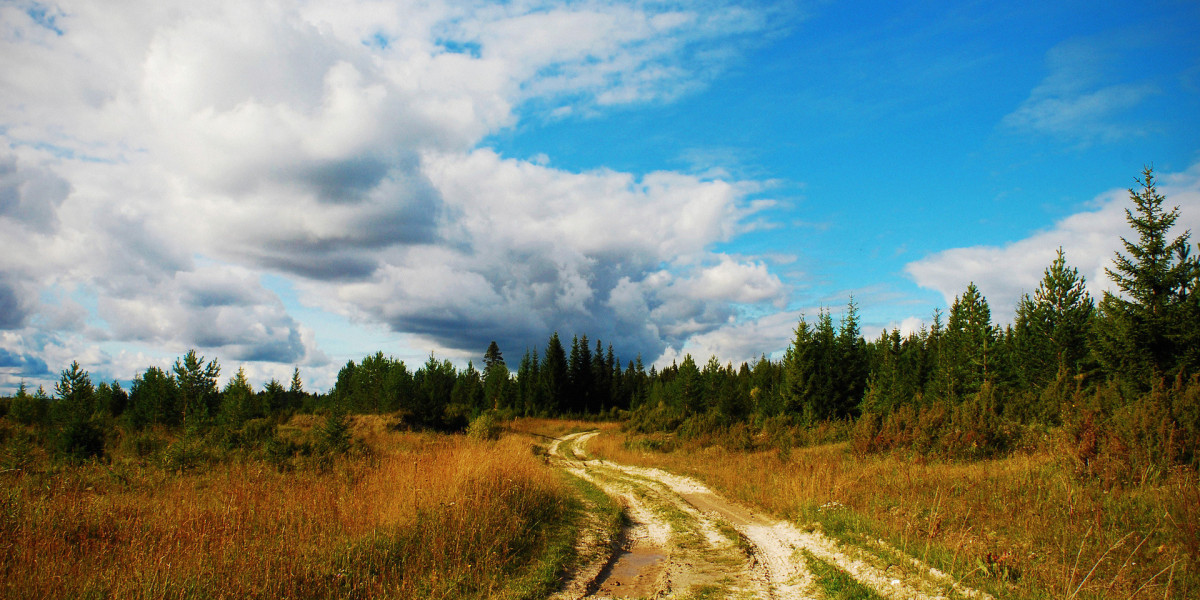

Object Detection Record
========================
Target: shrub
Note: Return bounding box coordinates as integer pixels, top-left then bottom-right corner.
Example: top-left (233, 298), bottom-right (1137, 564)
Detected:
top-left (58, 418), bottom-right (105, 462)
top-left (161, 437), bottom-right (210, 472)
top-left (1059, 374), bottom-right (1200, 486)
top-left (466, 411), bottom-right (502, 441)
top-left (318, 410), bottom-right (352, 454)
top-left (849, 411), bottom-right (880, 456)
top-left (242, 418), bottom-right (277, 444)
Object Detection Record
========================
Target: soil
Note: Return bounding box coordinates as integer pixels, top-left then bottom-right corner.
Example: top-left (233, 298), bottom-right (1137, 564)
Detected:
top-left (548, 431), bottom-right (993, 600)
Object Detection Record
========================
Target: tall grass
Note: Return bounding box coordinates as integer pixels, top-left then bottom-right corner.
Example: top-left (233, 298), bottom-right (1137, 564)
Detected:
top-left (587, 431), bottom-right (1198, 600)
top-left (0, 415), bottom-right (576, 599)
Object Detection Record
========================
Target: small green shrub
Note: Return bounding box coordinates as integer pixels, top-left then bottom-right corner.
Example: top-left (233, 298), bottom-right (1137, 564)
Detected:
top-left (318, 410), bottom-right (351, 454)
top-left (241, 418), bottom-right (277, 444)
top-left (467, 411), bottom-right (502, 441)
top-left (161, 438), bottom-right (209, 472)
top-left (58, 418), bottom-right (105, 462)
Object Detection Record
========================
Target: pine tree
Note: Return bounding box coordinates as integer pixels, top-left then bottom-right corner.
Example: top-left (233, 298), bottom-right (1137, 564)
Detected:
top-left (1014, 248), bottom-right (1094, 387)
top-left (1097, 167), bottom-right (1198, 379)
top-left (128, 366), bottom-right (178, 428)
top-left (482, 341), bottom-right (510, 410)
top-left (542, 333), bottom-right (568, 414)
top-left (834, 297), bottom-right (868, 418)
top-left (174, 350), bottom-right (220, 427)
top-left (941, 283), bottom-right (995, 401)
top-left (219, 366), bottom-right (257, 428)
top-left (54, 361), bottom-right (95, 422)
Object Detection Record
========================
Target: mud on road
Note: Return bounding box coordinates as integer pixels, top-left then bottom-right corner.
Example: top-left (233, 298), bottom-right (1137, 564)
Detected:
top-left (548, 431), bottom-right (991, 600)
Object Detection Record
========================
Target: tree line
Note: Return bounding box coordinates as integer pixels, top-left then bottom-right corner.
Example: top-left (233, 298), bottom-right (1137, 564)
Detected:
top-left (2, 168), bottom-right (1197, 476)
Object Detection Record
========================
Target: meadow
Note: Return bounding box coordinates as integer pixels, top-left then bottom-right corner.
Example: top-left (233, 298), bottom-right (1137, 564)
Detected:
top-left (0, 415), bottom-right (578, 600)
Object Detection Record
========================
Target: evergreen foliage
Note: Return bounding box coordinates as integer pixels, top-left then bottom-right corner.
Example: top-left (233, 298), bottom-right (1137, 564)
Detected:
top-left (1013, 248), bottom-right (1094, 388)
top-left (1095, 167), bottom-right (1199, 381)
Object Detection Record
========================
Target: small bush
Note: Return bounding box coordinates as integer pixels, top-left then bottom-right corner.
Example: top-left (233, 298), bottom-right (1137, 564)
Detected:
top-left (1060, 374), bottom-right (1200, 486)
top-left (161, 438), bottom-right (210, 472)
top-left (853, 384), bottom-right (1020, 461)
top-left (467, 411), bottom-right (502, 441)
top-left (242, 418), bottom-right (277, 444)
top-left (58, 418), bottom-right (105, 462)
top-left (849, 411), bottom-right (880, 456)
top-left (318, 410), bottom-right (351, 454)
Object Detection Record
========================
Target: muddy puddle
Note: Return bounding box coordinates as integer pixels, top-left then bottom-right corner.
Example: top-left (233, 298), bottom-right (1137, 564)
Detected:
top-left (595, 546), bottom-right (667, 597)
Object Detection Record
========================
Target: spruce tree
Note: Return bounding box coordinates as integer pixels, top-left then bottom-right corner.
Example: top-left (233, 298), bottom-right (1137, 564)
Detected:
top-left (173, 350), bottom-right (220, 427)
top-left (1097, 167), bottom-right (1198, 379)
top-left (941, 283), bottom-right (995, 401)
top-left (834, 298), bottom-right (868, 418)
top-left (482, 341), bottom-right (510, 410)
top-left (542, 333), bottom-right (568, 414)
top-left (781, 314), bottom-right (814, 417)
top-left (1014, 248), bottom-right (1094, 387)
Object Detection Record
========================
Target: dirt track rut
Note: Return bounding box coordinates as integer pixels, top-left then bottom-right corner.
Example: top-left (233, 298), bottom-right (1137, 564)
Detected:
top-left (549, 431), bottom-right (991, 600)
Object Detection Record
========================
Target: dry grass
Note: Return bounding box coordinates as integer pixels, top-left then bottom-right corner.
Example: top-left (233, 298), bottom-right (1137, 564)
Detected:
top-left (505, 417), bottom-right (615, 440)
top-left (0, 415), bottom-right (576, 599)
top-left (587, 431), bottom-right (1198, 600)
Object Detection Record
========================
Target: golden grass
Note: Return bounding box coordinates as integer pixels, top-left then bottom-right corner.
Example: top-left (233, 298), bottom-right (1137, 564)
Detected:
top-left (587, 431), bottom-right (1198, 600)
top-left (0, 416), bottom-right (575, 599)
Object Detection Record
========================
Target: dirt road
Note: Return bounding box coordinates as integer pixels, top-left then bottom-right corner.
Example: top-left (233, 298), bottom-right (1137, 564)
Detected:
top-left (549, 431), bottom-right (990, 600)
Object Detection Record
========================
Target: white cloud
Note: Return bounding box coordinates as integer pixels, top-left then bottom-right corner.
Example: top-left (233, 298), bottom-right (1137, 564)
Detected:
top-left (906, 163), bottom-right (1200, 324)
top-left (657, 309), bottom-right (802, 368)
top-left (0, 0), bottom-right (780, 391)
top-left (1002, 37), bottom-right (1158, 144)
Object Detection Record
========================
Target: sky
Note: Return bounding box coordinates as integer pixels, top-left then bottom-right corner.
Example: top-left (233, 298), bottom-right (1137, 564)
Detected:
top-left (1, 0), bottom-right (1198, 394)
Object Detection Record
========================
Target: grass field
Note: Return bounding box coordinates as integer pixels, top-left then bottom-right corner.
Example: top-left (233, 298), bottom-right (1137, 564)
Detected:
top-left (585, 428), bottom-right (1198, 600)
top-left (0, 415), bottom-right (579, 599)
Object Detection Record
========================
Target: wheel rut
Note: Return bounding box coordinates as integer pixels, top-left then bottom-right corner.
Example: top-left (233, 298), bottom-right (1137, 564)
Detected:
top-left (549, 431), bottom-right (993, 600)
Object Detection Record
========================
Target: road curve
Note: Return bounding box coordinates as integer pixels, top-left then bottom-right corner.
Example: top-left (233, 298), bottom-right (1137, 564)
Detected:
top-left (548, 431), bottom-right (992, 600)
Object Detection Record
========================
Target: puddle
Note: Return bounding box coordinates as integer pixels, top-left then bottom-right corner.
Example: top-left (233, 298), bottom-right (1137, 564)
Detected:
top-left (595, 547), bottom-right (667, 597)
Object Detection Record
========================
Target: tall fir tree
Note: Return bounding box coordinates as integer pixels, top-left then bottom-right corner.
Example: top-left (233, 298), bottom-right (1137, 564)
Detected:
top-left (542, 333), bottom-right (569, 414)
top-left (941, 283), bottom-right (995, 401)
top-left (173, 350), bottom-right (220, 428)
top-left (1096, 167), bottom-right (1199, 380)
top-left (1014, 248), bottom-right (1094, 387)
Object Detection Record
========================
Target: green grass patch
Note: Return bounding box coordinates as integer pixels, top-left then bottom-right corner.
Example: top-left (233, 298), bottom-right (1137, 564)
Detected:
top-left (801, 549), bottom-right (887, 600)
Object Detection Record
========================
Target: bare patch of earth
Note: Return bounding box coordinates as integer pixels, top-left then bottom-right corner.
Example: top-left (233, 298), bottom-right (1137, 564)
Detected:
top-left (549, 431), bottom-right (992, 600)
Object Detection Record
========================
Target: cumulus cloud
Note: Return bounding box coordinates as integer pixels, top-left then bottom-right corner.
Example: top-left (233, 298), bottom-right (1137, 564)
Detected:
top-left (329, 149), bottom-right (784, 359)
top-left (0, 0), bottom-right (782, 390)
top-left (906, 163), bottom-right (1200, 324)
top-left (658, 308), bottom-right (802, 368)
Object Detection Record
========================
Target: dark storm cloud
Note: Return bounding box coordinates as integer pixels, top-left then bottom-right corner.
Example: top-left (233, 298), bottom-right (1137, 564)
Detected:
top-left (303, 156), bottom-right (391, 203)
top-left (230, 328), bottom-right (307, 363)
top-left (0, 347), bottom-right (50, 376)
top-left (185, 305), bottom-right (309, 364)
top-left (253, 250), bottom-right (380, 281)
top-left (0, 277), bottom-right (29, 330)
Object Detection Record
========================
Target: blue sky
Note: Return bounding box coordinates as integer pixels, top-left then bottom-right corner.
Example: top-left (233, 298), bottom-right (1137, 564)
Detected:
top-left (1, 0), bottom-right (1198, 393)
